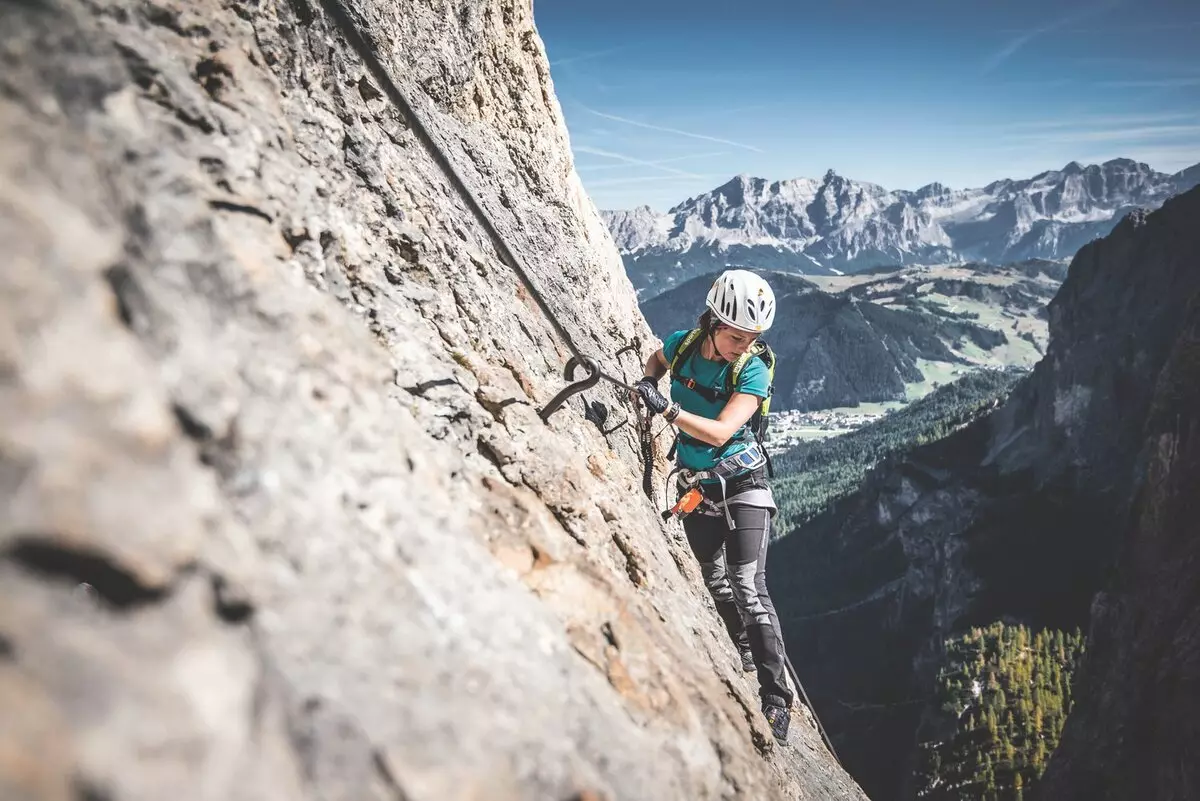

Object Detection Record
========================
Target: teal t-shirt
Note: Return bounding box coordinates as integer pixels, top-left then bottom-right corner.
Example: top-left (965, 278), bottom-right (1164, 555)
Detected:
top-left (663, 329), bottom-right (770, 475)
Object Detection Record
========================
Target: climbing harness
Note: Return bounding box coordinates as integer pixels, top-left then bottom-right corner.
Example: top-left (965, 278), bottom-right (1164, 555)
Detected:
top-left (662, 445), bottom-right (769, 529)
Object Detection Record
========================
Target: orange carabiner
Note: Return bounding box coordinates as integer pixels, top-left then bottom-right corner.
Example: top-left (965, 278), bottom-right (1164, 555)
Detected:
top-left (663, 487), bottom-right (704, 520)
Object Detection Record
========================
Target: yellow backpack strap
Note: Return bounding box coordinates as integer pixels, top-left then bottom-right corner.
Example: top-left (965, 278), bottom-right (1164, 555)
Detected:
top-left (729, 343), bottom-right (774, 412)
top-left (729, 340), bottom-right (769, 390)
top-left (760, 344), bottom-right (775, 416)
top-left (670, 328), bottom-right (704, 375)
top-left (729, 351), bottom-right (754, 389)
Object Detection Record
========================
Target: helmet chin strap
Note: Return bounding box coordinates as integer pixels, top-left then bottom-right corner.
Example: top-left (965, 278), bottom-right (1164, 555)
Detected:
top-left (702, 325), bottom-right (727, 363)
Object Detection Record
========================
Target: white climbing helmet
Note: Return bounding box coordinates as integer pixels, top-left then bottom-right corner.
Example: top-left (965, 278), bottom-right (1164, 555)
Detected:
top-left (705, 269), bottom-right (777, 333)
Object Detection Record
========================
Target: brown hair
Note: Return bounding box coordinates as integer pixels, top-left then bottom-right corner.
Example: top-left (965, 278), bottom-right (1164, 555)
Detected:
top-left (697, 309), bottom-right (717, 333)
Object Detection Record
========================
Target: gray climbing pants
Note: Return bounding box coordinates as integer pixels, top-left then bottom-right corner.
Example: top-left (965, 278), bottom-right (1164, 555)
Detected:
top-left (683, 492), bottom-right (793, 709)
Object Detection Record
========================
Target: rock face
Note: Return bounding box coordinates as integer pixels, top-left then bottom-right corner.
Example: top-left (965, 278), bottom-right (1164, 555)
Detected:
top-left (0, 1), bottom-right (866, 800)
top-left (605, 162), bottom-right (1200, 297)
top-left (766, 186), bottom-right (1200, 801)
top-left (1034, 282), bottom-right (1200, 799)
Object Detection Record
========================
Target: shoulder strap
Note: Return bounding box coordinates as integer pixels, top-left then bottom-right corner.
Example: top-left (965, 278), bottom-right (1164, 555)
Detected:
top-left (669, 328), bottom-right (704, 377)
top-left (733, 341), bottom-right (777, 477)
top-left (726, 341), bottom-right (774, 395)
top-left (670, 328), bottom-right (725, 403)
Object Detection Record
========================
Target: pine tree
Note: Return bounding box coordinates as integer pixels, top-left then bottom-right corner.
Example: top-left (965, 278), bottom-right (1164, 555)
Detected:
top-left (919, 623), bottom-right (1089, 799)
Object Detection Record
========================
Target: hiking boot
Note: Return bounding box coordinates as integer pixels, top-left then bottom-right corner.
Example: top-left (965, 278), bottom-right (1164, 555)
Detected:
top-left (739, 646), bottom-right (756, 673)
top-left (763, 704), bottom-right (790, 745)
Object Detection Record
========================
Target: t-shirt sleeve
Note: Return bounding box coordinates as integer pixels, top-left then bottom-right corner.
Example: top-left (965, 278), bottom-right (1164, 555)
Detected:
top-left (661, 329), bottom-right (690, 364)
top-left (734, 356), bottom-right (770, 398)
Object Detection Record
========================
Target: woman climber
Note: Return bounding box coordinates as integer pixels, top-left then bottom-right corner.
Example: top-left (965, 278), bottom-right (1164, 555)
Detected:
top-left (633, 269), bottom-right (795, 746)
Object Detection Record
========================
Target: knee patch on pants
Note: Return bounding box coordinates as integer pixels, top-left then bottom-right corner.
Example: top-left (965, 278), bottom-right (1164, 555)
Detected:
top-left (730, 560), bottom-right (771, 626)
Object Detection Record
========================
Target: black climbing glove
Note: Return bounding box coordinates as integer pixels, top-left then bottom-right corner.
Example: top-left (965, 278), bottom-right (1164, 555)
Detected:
top-left (634, 379), bottom-right (671, 415)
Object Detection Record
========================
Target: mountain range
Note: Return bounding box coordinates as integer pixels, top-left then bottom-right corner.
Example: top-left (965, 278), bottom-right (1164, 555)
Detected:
top-left (603, 158), bottom-right (1200, 297)
top-left (640, 260), bottom-right (1063, 411)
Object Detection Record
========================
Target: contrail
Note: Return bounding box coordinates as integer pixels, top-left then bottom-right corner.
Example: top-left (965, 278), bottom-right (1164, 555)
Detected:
top-left (584, 174), bottom-right (719, 188)
top-left (983, 0), bottom-right (1122, 73)
top-left (582, 106), bottom-right (764, 152)
top-left (549, 45), bottom-right (631, 67)
top-left (578, 151), bottom-right (727, 173)
top-left (574, 145), bottom-right (706, 178)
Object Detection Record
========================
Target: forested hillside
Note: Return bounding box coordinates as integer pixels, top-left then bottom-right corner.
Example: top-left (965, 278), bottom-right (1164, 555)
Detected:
top-left (914, 623), bottom-right (1087, 801)
top-left (771, 369), bottom-right (1025, 531)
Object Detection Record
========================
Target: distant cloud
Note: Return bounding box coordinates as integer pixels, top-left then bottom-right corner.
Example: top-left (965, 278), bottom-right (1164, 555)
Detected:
top-left (1003, 111), bottom-right (1200, 130)
top-left (1112, 145), bottom-right (1200, 170)
top-left (1011, 124), bottom-right (1200, 144)
top-left (581, 106), bottom-right (765, 152)
top-left (1101, 77), bottom-right (1200, 88)
top-left (1063, 20), bottom-right (1200, 34)
top-left (982, 0), bottom-right (1122, 73)
top-left (991, 78), bottom-right (1077, 90)
top-left (573, 145), bottom-right (707, 178)
top-left (1070, 56), bottom-right (1200, 70)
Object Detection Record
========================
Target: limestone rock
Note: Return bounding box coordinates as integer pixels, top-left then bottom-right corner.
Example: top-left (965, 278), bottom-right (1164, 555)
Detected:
top-left (0, 1), bottom-right (864, 799)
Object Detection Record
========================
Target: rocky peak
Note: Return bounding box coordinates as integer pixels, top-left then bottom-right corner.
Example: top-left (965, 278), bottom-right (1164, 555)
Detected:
top-left (0, 1), bottom-right (864, 799)
top-left (601, 204), bottom-right (670, 251)
top-left (1172, 161), bottom-right (1200, 185)
top-left (605, 157), bottom-right (1200, 298)
top-left (1101, 156), bottom-right (1143, 170)
top-left (914, 181), bottom-right (951, 199)
top-left (715, 173), bottom-right (762, 206)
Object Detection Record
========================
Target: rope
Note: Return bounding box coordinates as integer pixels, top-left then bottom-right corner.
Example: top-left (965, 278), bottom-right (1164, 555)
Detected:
top-left (316, 0), bottom-right (585, 364)
top-left (785, 654), bottom-right (842, 766)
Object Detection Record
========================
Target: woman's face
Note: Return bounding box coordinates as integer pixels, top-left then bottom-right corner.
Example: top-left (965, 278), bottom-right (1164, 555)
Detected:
top-left (711, 324), bottom-right (759, 361)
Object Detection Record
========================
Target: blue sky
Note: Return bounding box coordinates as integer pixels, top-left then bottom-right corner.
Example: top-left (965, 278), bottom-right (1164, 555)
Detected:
top-left (534, 0), bottom-right (1200, 211)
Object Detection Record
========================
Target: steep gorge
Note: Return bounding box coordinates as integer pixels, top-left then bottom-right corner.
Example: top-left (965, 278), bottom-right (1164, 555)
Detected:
top-left (768, 186), bottom-right (1200, 801)
top-left (1033, 255), bottom-right (1200, 800)
top-left (0, 1), bottom-right (864, 799)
